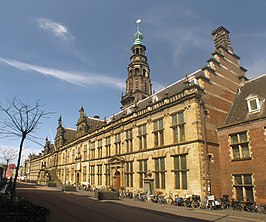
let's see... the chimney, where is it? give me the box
[211,26,233,52]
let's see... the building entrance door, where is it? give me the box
[76,172,80,185]
[114,171,120,192]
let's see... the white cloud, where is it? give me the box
[143,6,212,66]
[37,18,75,41]
[0,57,125,90]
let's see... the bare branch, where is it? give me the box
[0,147,17,162]
[0,97,51,194]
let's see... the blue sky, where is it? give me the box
[1,0,266,162]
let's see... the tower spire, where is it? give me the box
[121,19,152,110]
[133,18,144,45]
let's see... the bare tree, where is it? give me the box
[0,98,50,194]
[0,147,17,179]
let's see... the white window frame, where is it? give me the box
[246,95,261,113]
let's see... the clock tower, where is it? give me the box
[121,19,152,110]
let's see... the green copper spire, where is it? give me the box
[133,18,144,45]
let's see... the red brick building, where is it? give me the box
[217,74,266,204]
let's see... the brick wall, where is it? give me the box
[218,119,266,204]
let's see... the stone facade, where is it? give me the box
[26,25,258,202]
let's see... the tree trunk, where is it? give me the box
[12,134,26,195]
[4,159,9,180]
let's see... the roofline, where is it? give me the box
[87,116,105,121]
[246,73,266,83]
[217,116,266,131]
[136,69,202,106]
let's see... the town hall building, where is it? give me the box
[25,23,266,204]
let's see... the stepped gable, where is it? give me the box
[224,74,266,125]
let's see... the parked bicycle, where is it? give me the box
[231,199,242,211]
[174,195,184,206]
[220,195,230,210]
[206,195,221,210]
[150,191,166,204]
[164,192,175,205]
[183,194,201,209]
[133,191,148,202]
[191,194,201,209]
[243,201,258,213]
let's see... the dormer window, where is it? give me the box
[126,108,132,115]
[246,94,262,113]
[152,95,159,103]
[189,77,198,85]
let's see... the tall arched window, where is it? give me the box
[144,80,147,92]
[135,68,140,75]
[143,69,146,76]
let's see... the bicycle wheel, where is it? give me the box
[192,200,201,209]
[259,205,266,214]
[206,202,212,210]
[134,194,139,201]
[165,197,173,205]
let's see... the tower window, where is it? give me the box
[144,80,147,92]
[136,48,139,54]
[135,68,140,75]
[135,79,139,89]
[143,69,146,76]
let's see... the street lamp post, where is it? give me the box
[64,151,67,186]
[88,141,91,189]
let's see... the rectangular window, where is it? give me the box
[125,129,133,152]
[172,154,188,189]
[97,139,102,158]
[71,168,74,181]
[82,166,87,182]
[138,124,147,150]
[247,96,261,113]
[97,165,102,185]
[172,112,185,143]
[90,141,96,159]
[66,168,69,181]
[125,161,134,187]
[83,145,87,161]
[90,165,95,185]
[72,149,75,162]
[233,174,254,202]
[154,157,166,189]
[115,133,121,154]
[105,136,111,157]
[230,132,250,160]
[138,159,147,188]
[153,119,164,147]
[105,164,110,186]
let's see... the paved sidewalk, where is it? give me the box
[66,189,266,222]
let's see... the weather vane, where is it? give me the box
[136,18,141,30]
